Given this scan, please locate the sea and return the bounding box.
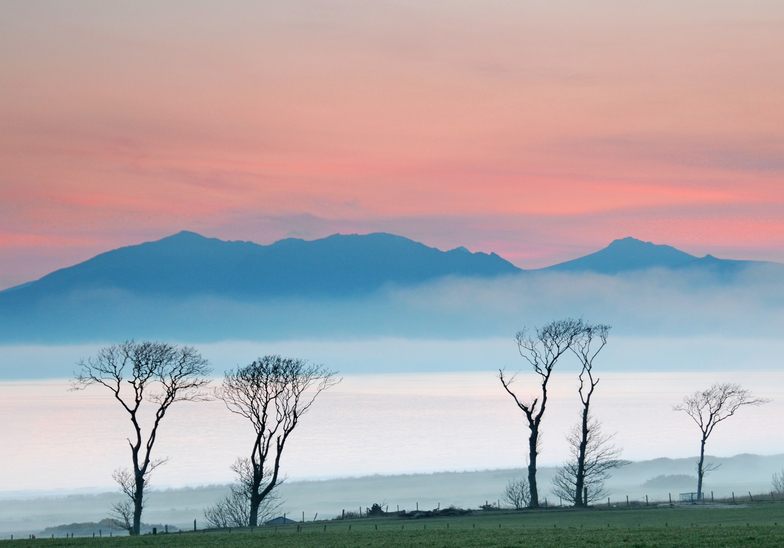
[1,369,781,496]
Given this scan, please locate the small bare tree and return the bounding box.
[216,355,339,527]
[550,418,628,505]
[772,470,784,494]
[499,318,584,508]
[674,383,769,500]
[72,341,211,535]
[204,458,282,528]
[503,477,531,509]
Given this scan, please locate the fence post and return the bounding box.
[732,492,735,503]
[626,495,629,507]
[749,492,754,502]
[645,495,648,506]
[194,519,197,531]
[669,493,672,504]
[607,498,611,507]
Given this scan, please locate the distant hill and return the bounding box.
[543,237,697,274]
[543,237,779,278]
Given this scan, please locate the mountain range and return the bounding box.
[0,231,518,301]
[0,231,781,344]
[3,232,779,300]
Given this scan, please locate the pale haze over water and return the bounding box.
[1,365,780,496]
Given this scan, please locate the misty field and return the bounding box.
[8,503,784,547]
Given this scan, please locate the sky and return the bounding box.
[2,1,784,290]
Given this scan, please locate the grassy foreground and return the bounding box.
[7,502,784,547]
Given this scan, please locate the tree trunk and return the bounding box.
[249,492,260,527]
[696,436,706,500]
[574,409,589,507]
[528,428,539,508]
[132,473,144,536]
[248,469,263,527]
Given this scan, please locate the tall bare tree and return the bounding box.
[550,417,628,505]
[674,383,769,500]
[568,323,611,506]
[499,318,583,508]
[72,341,211,535]
[216,355,339,527]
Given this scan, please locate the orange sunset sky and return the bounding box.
[1,1,783,290]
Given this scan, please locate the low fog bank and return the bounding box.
[2,267,784,346]
[2,454,782,536]
[2,334,784,378]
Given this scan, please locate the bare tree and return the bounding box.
[772,470,784,494]
[568,322,611,506]
[499,318,584,508]
[204,458,282,528]
[550,417,628,505]
[503,477,531,509]
[216,355,339,527]
[72,341,211,535]
[674,383,769,500]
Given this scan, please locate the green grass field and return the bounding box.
[7,501,784,547]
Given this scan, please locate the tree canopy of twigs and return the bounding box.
[72,341,212,535]
[673,383,769,500]
[216,355,339,527]
[499,318,584,508]
[550,417,629,505]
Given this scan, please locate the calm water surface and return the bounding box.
[1,371,781,494]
